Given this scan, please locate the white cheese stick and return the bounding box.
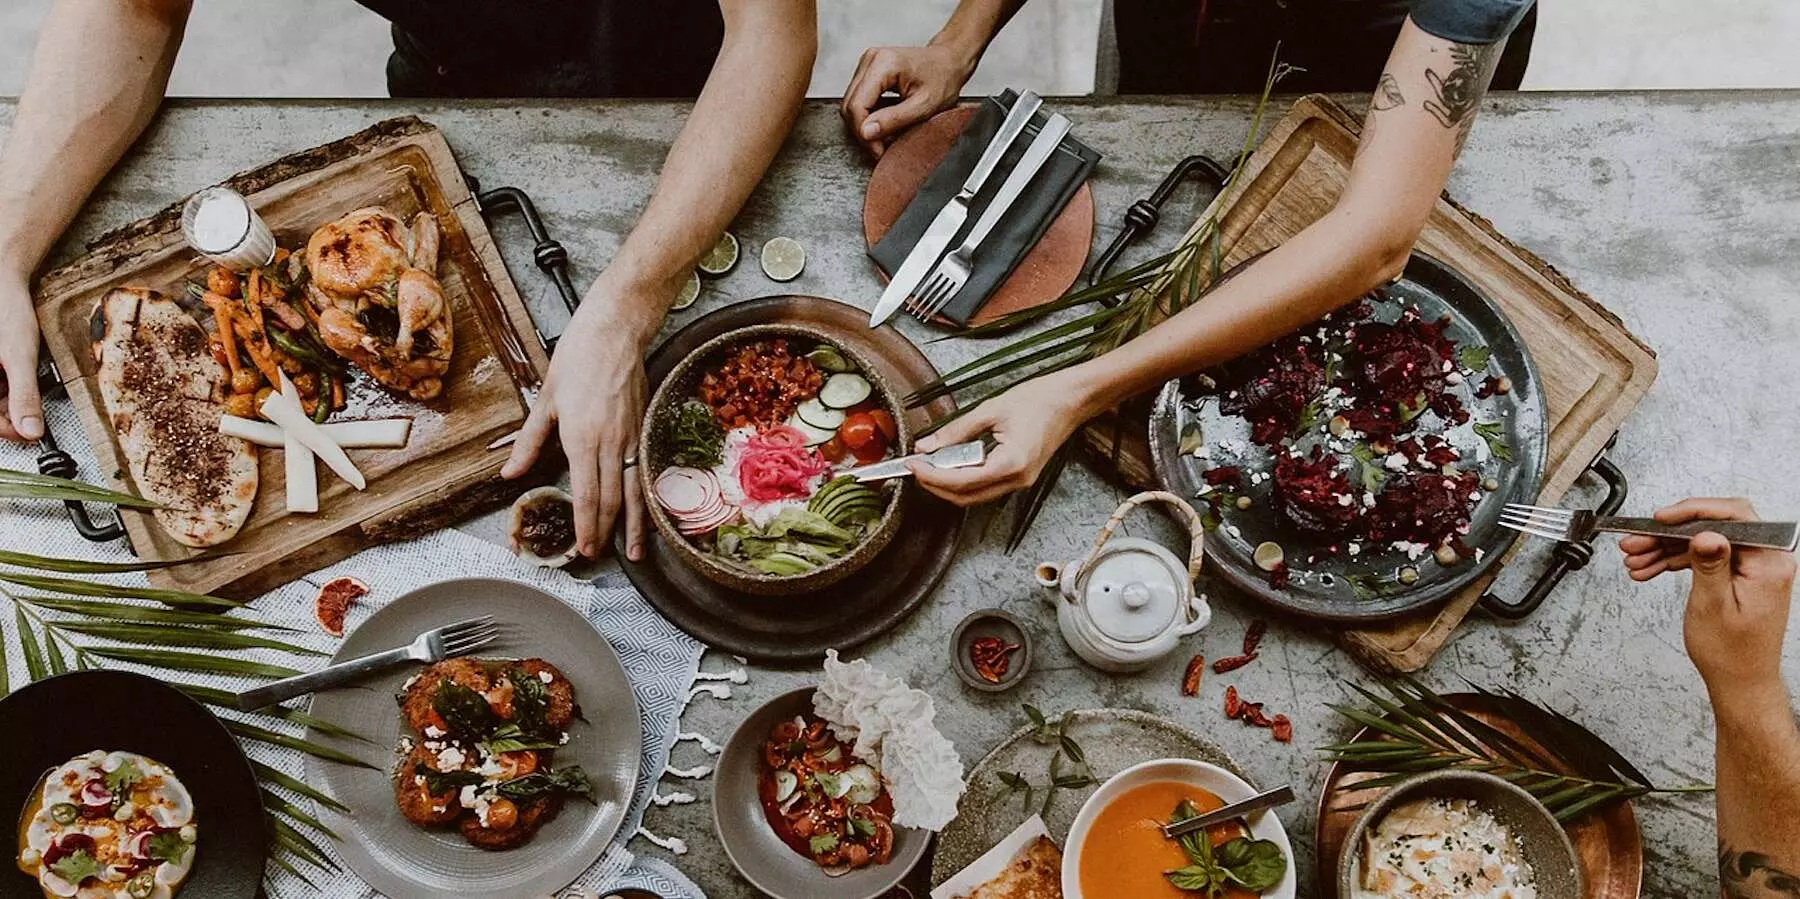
[280,377,318,514]
[262,376,366,490]
[220,415,412,450]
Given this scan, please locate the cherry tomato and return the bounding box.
[838,413,882,451]
[851,442,888,464]
[818,436,848,463]
[868,409,898,442]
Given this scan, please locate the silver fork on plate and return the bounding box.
[1500,504,1799,550]
[234,615,499,711]
[912,113,1075,321]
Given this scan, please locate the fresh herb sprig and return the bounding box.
[1322,677,1713,822]
[996,704,1097,817]
[1164,799,1287,895]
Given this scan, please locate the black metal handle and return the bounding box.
[467,178,581,350]
[1479,435,1629,620]
[38,427,126,543]
[1087,154,1234,295]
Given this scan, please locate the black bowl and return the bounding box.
[0,671,266,899]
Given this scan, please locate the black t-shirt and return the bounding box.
[1113,0,1537,95]
[353,0,725,98]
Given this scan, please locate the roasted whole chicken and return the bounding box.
[304,207,454,400]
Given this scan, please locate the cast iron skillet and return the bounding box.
[1149,251,1547,621]
[0,670,265,898]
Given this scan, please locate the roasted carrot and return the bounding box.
[200,291,243,383]
[236,271,286,386]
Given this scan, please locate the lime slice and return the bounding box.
[1253,541,1285,572]
[697,231,740,276]
[760,236,806,282]
[670,270,701,311]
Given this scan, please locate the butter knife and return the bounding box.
[844,440,986,482]
[868,91,1044,327]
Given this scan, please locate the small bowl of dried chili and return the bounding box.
[951,609,1032,692]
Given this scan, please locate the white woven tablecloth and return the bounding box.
[0,402,713,898]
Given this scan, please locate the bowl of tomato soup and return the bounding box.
[1062,758,1296,899]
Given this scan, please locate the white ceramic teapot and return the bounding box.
[1035,491,1211,672]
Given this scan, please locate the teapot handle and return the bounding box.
[1089,490,1207,586]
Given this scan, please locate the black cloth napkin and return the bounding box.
[869,90,1101,325]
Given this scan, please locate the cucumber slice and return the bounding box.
[806,346,853,373]
[844,764,882,805]
[787,416,836,446]
[796,398,846,429]
[819,373,872,409]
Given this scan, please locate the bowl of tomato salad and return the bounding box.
[639,324,909,595]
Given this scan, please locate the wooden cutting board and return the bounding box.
[1080,95,1658,672]
[34,117,551,599]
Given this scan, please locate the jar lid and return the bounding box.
[1077,545,1183,644]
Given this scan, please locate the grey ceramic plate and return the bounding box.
[714,687,931,899]
[304,577,640,899]
[1337,770,1582,898]
[931,708,1244,884]
[1150,251,1547,621]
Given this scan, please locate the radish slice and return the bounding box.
[655,468,714,513]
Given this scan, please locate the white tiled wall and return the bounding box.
[0,0,1796,98]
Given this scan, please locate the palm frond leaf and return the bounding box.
[14,596,295,631]
[1322,678,1709,823]
[226,720,379,770]
[251,761,351,814]
[0,572,241,609]
[262,789,340,841]
[0,614,9,695]
[268,815,336,872]
[0,468,162,509]
[0,548,204,574]
[50,621,327,657]
[15,606,46,681]
[177,684,371,744]
[82,646,302,679]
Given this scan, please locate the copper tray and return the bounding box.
[862,106,1095,328]
[615,295,964,666]
[1316,693,1643,898]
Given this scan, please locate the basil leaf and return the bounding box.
[496,766,593,803]
[1217,837,1288,891]
[1169,799,1215,867]
[432,681,497,739]
[1165,864,1222,893]
[418,765,483,795]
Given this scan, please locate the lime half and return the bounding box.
[697,231,739,276]
[760,236,806,283]
[670,270,702,311]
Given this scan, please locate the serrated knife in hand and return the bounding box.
[868,90,1044,327]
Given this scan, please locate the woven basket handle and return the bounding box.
[1087,490,1206,584]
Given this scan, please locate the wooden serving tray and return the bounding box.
[34,117,551,599]
[1082,95,1657,671]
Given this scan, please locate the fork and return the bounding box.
[234,615,499,711]
[911,113,1075,321]
[1500,504,1799,550]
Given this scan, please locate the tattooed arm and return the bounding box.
[1620,498,1800,897]
[909,19,1513,504]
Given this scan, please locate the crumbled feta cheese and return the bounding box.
[1385,453,1409,472]
[1362,492,1377,508]
[459,785,479,807]
[1336,493,1353,506]
[1446,371,1464,385]
[402,674,421,690]
[538,670,555,684]
[423,725,445,739]
[1347,542,1362,556]
[436,746,466,769]
[413,775,426,787]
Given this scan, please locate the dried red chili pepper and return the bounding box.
[1271,714,1293,743]
[1212,654,1255,674]
[1241,619,1267,656]
[1242,704,1273,728]
[968,636,1021,684]
[1181,655,1205,697]
[1223,685,1242,718]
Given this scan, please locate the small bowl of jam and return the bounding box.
[509,486,579,568]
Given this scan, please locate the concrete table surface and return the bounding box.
[7,92,1798,897]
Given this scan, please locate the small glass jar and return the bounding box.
[181,186,275,270]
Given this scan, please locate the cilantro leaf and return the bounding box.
[104,758,144,797]
[147,830,192,866]
[808,832,840,855]
[48,850,104,884]
[1457,344,1492,372]
[1472,420,1514,462]
[850,817,877,838]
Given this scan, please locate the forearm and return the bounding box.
[0,0,188,278]
[1712,682,1800,894]
[590,0,814,344]
[1070,212,1409,415]
[929,0,1028,76]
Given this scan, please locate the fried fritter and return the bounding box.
[401,658,491,734]
[393,744,461,827]
[457,796,562,851]
[508,658,577,731]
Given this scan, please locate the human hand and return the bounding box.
[501,278,659,561]
[0,276,44,442]
[909,370,1095,506]
[1621,497,1797,695]
[841,44,975,159]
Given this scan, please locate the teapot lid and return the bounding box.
[1075,542,1184,644]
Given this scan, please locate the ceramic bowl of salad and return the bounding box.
[640,323,909,596]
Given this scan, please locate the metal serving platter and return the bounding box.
[1149,252,1546,621]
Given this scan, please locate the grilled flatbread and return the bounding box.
[957,835,1063,899]
[93,287,257,547]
